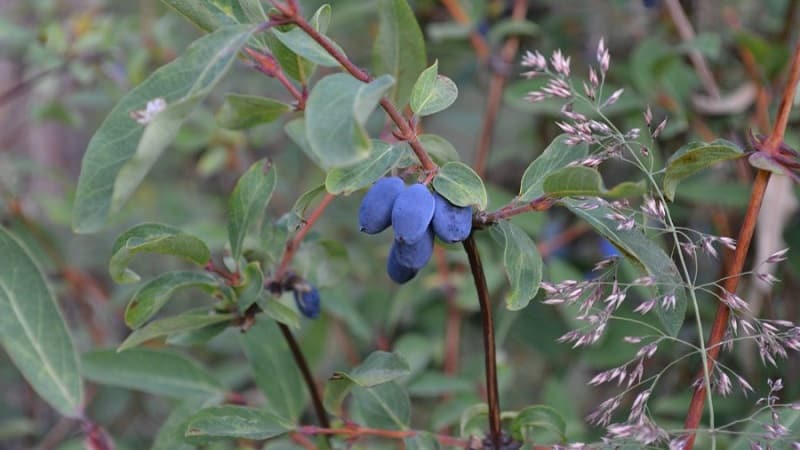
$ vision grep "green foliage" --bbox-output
[518,135,589,202]
[184,406,292,442]
[124,271,224,328]
[433,161,487,209]
[409,60,458,117]
[543,166,646,200]
[217,94,292,130]
[663,139,744,201]
[325,140,405,194]
[492,220,543,310]
[227,158,277,262]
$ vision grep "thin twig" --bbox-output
[298,425,471,448]
[274,193,336,279]
[463,234,501,449]
[663,0,721,98]
[440,0,490,60]
[474,0,528,177]
[682,42,800,450]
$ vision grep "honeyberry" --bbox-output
[386,245,418,284]
[431,193,472,243]
[359,176,405,234]
[293,284,321,319]
[392,183,435,244]
[393,226,434,270]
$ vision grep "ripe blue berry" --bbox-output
[293,285,321,319]
[359,176,405,234]
[387,245,418,284]
[431,193,472,243]
[392,183,435,244]
[393,226,434,270]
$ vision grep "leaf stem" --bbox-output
[274,193,336,280]
[462,234,502,449]
[278,323,331,432]
[682,42,800,450]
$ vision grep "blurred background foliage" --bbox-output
[1,0,799,449]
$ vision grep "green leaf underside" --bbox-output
[432,161,487,209]
[352,381,410,430]
[373,0,427,108]
[160,0,238,32]
[125,270,222,328]
[239,320,306,422]
[495,221,543,310]
[663,139,744,201]
[228,159,278,262]
[417,134,461,164]
[324,351,410,414]
[325,140,404,194]
[563,199,687,336]
[118,312,235,351]
[82,348,225,398]
[543,166,646,199]
[217,94,292,129]
[518,134,589,202]
[185,406,292,442]
[0,227,84,418]
[409,60,458,116]
[305,73,395,168]
[73,25,254,233]
[109,223,210,284]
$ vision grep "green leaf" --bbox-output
[125,271,223,329]
[409,60,458,116]
[160,0,238,32]
[166,321,230,347]
[217,94,292,130]
[729,407,800,450]
[235,261,264,312]
[239,320,306,422]
[305,74,394,168]
[0,227,84,418]
[270,5,342,67]
[352,382,410,430]
[433,161,487,209]
[265,30,315,83]
[185,406,292,442]
[289,184,326,225]
[460,403,489,437]
[408,372,473,397]
[284,117,323,167]
[543,166,646,199]
[228,159,278,263]
[563,199,687,336]
[418,134,461,164]
[487,18,538,45]
[511,405,567,443]
[110,223,210,284]
[256,295,301,330]
[82,348,225,398]
[494,220,543,310]
[323,351,410,414]
[372,0,427,108]
[663,139,744,201]
[518,134,589,202]
[404,432,442,450]
[118,312,235,351]
[152,398,207,450]
[73,25,255,232]
[325,140,404,194]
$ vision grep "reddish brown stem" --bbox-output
[282,10,438,173]
[480,197,555,224]
[244,47,306,109]
[278,323,331,432]
[440,0,490,60]
[298,425,470,448]
[682,42,800,450]
[664,0,721,98]
[274,193,336,279]
[474,0,528,177]
[463,235,502,449]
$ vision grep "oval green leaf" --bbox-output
[663,139,744,201]
[409,60,458,117]
[270,5,342,67]
[325,140,404,194]
[543,166,646,199]
[433,161,487,210]
[125,270,222,329]
[518,134,589,202]
[373,0,427,108]
[185,406,292,443]
[494,220,543,310]
[228,159,277,263]
[0,227,84,418]
[217,94,292,130]
[161,0,238,32]
[511,405,567,443]
[418,134,461,164]
[118,312,235,351]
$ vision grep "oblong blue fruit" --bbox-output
[394,226,434,270]
[293,285,321,319]
[359,177,405,234]
[387,245,418,284]
[392,183,435,244]
[432,193,473,243]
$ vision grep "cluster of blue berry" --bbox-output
[359,177,473,283]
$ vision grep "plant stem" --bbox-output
[462,234,501,449]
[281,11,437,172]
[440,0,490,60]
[278,323,331,433]
[663,0,721,98]
[474,0,528,177]
[275,193,336,279]
[298,425,470,448]
[682,42,800,450]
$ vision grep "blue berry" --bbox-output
[393,226,434,270]
[392,183,435,244]
[293,285,321,319]
[359,177,405,234]
[431,193,472,243]
[387,245,418,284]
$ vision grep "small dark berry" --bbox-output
[293,285,321,319]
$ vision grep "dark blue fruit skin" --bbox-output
[391,183,435,244]
[387,245,418,284]
[431,193,473,243]
[394,226,434,270]
[293,285,321,319]
[359,177,405,234]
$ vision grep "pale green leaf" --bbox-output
[518,134,589,202]
[409,60,458,117]
[352,382,410,430]
[494,220,542,310]
[270,5,342,67]
[543,166,646,199]
[160,0,238,32]
[73,25,255,232]
[109,223,210,284]
[235,261,264,312]
[185,406,292,442]
[663,139,744,201]
[373,0,427,107]
[325,141,404,194]
[511,405,567,443]
[152,398,208,450]
[0,227,84,418]
[217,94,292,130]
[125,271,222,329]
[418,134,460,164]
[284,117,323,167]
[119,312,234,351]
[323,351,409,414]
[433,161,487,209]
[256,295,301,330]
[404,432,442,450]
[228,159,278,262]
